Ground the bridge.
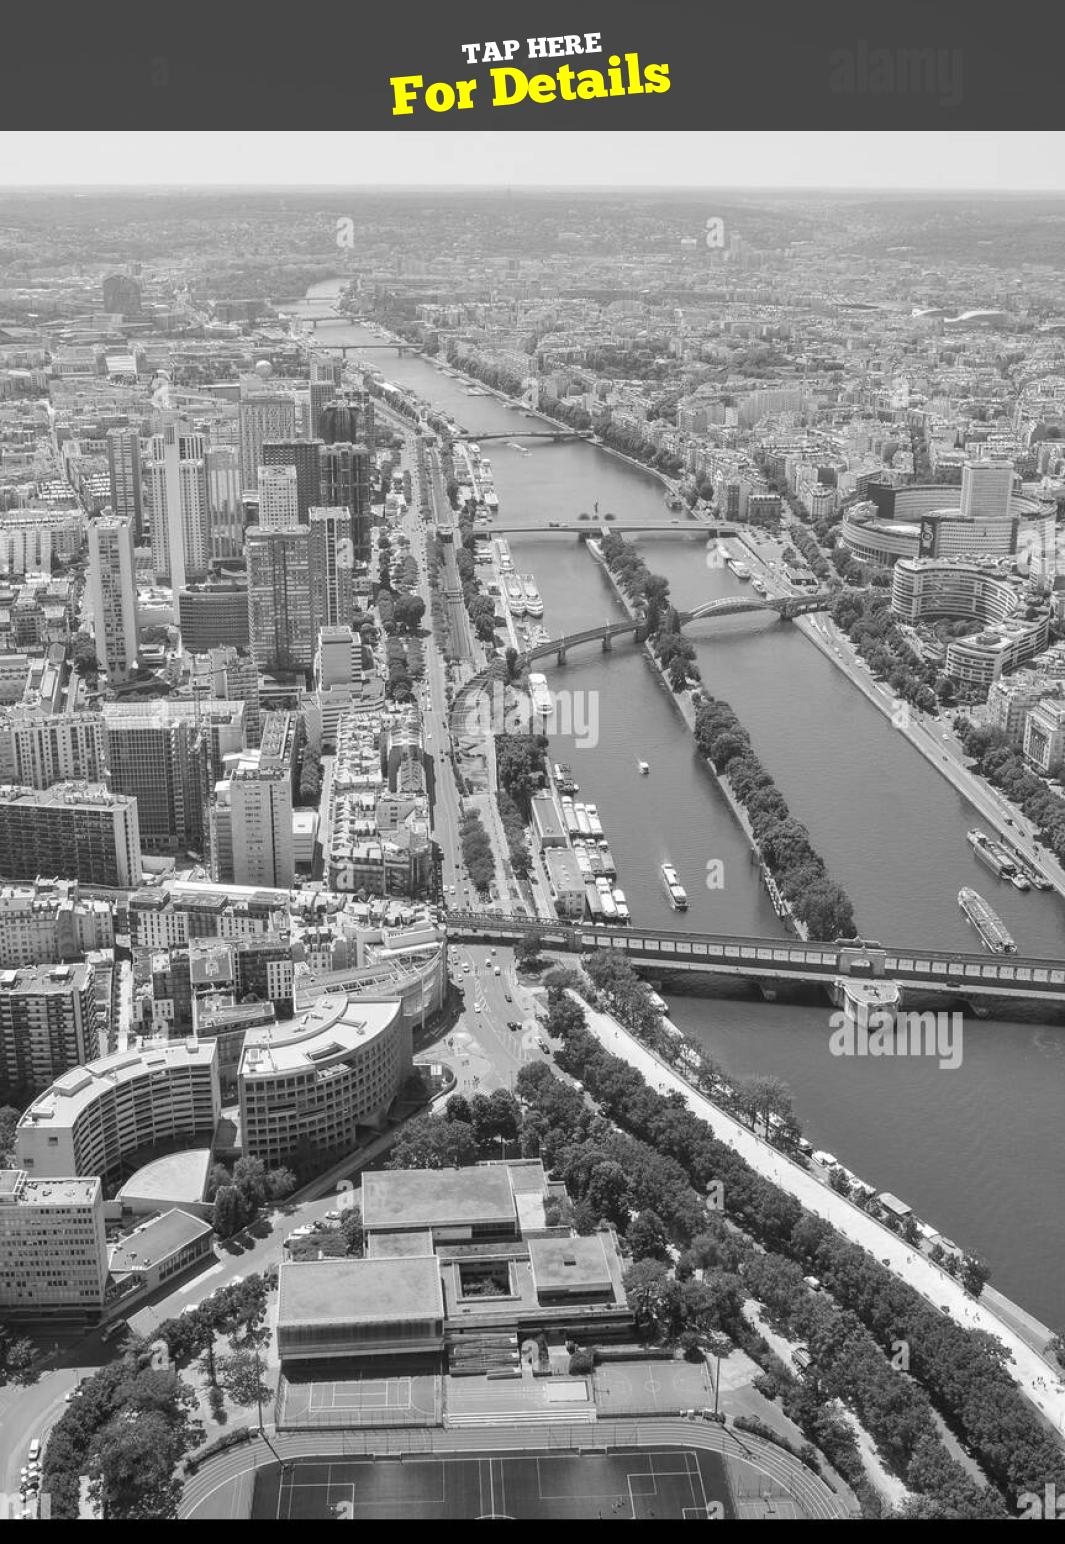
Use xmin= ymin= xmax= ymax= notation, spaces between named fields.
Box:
xmin=487 ymin=521 xmax=739 ymax=538
xmin=681 ymin=591 xmax=833 ymax=622
xmin=444 ymin=912 xmax=1065 ymax=1018
xmin=452 ymin=429 xmax=593 ymax=444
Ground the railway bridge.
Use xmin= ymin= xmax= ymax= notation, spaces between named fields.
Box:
xmin=444 ymin=912 xmax=1065 ymax=1020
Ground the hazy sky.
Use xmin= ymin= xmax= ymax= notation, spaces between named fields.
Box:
xmin=0 ymin=131 xmax=1064 ymax=190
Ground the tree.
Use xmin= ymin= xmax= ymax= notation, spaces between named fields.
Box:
xmin=445 ymin=1093 xmax=472 ymax=1124
xmin=585 ymin=1161 xmax=632 ymax=1227
xmin=207 ymin=1162 xmax=232 ymax=1200
xmin=516 ymin=929 xmax=546 ymax=969
xmin=627 ymin=1208 xmax=670 ymax=1262
xmin=960 ymin=1256 xmax=991 ymax=1298
xmin=340 ymin=1207 xmax=364 ymax=1257
xmin=3 ymin=1334 xmax=36 ymax=1380
xmin=232 ymin=1156 xmax=269 ymax=1211
xmin=212 ymin=1185 xmax=246 ymax=1240
xmin=622 ymin=1259 xmax=671 ymax=1336
xmin=87 ymin=1408 xmax=188 ymax=1519
xmin=394 ymin=594 xmax=426 ymax=632
xmin=266 ymin=1167 xmax=296 ymax=1202
xmin=216 ymin=1350 xmax=269 ymax=1412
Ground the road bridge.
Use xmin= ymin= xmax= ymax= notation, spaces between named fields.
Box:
xmin=444 ymin=912 xmax=1065 ymax=1019
xmin=486 ymin=521 xmax=739 ymax=538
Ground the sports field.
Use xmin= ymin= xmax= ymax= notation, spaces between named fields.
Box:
xmin=276 ymin=1362 xmax=442 ymax=1429
xmin=251 ymin=1448 xmax=735 ymax=1520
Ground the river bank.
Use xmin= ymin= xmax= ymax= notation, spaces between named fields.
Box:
xmin=586 ymin=538 xmax=807 ymax=938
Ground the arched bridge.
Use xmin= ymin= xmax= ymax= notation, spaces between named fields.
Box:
xmin=681 ymin=591 xmax=834 ymax=622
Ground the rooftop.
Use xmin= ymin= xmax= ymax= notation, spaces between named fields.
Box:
xmin=278 ymin=1255 xmax=444 ymax=1325
xmin=108 ymin=1208 xmax=213 ymax=1273
xmin=528 ymin=1232 xmax=613 ymax=1294
xmin=115 ymin=1148 xmax=213 ymax=1208
xmin=17 ymin=1038 xmax=217 ymax=1131
xmin=362 ymin=1164 xmax=517 ymax=1232
xmin=240 ymin=996 xmax=399 ymax=1078
xmin=0 ymin=1168 xmax=100 ymax=1207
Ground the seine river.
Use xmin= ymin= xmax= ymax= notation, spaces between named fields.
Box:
xmin=298 ymin=282 xmax=1065 ymax=1329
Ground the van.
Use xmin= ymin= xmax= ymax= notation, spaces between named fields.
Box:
xmin=28 ymin=1440 xmax=40 ymax=1463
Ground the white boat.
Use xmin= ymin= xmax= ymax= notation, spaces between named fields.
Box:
xmin=521 ymin=575 xmax=544 ymax=617
xmin=637 ymin=760 xmax=650 ymax=775
xmin=528 ymin=672 xmax=554 ymax=719
xmin=586 ymin=803 xmax=604 ymax=837
xmin=661 ymin=862 xmax=689 ymax=911
xmin=612 ymin=888 xmax=630 ymax=922
xmin=562 ymin=798 xmax=580 ymax=834
xmin=595 ymin=877 xmax=618 ymax=919
xmin=504 ymin=575 xmax=526 ymax=615
xmin=575 ymin=803 xmax=592 ymax=837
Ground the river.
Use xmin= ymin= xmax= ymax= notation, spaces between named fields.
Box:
xmin=294 ymin=281 xmax=1065 ymax=1329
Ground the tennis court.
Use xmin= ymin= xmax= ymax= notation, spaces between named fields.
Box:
xmin=251 ymin=1447 xmax=735 ymax=1520
xmin=277 ymin=1363 xmax=442 ymax=1429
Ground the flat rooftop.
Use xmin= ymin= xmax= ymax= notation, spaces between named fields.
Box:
xmin=0 ymin=1169 xmax=100 ymax=1208
xmin=17 ymin=1038 xmax=218 ymax=1131
xmin=240 ymin=996 xmax=399 ymax=1078
xmin=278 ymin=1256 xmax=444 ymax=1325
xmin=108 ymin=1208 xmax=213 ymax=1272
xmin=528 ymin=1232 xmax=613 ymax=1294
xmin=362 ymin=1165 xmax=517 ymax=1232
xmin=365 ymin=1228 xmax=435 ymax=1259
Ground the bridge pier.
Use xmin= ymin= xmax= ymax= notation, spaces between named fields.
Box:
xmin=601 ymin=632 xmax=613 ymax=652
xmin=556 ymin=644 xmax=567 ymax=665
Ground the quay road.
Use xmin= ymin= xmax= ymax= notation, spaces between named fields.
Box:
xmin=737 ymin=524 xmax=1065 ymax=902
xmin=578 ymin=996 xmax=1065 ymax=1439
xmin=445 ymin=912 xmax=1065 ymax=1017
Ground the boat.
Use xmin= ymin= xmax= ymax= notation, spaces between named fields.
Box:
xmin=1011 ymin=872 xmax=1031 ymax=891
xmin=751 ymin=577 xmax=767 ymax=596
xmin=587 ymin=848 xmax=604 ymax=877
xmin=597 ymin=841 xmax=617 ymax=877
xmin=561 ymin=798 xmax=580 ymax=835
xmin=521 ymin=575 xmax=544 ymax=617
xmin=504 ymin=575 xmax=526 ymax=616
xmin=966 ymin=828 xmax=1017 ymax=879
xmin=585 ymin=884 xmax=604 ymax=919
xmin=595 ymin=876 xmax=618 ymax=919
xmin=572 ymin=845 xmax=593 ymax=876
xmin=575 ymin=803 xmax=592 ymax=837
xmin=637 ymin=759 xmax=650 ymax=775
xmin=612 ymin=888 xmax=630 ymax=921
xmin=958 ymin=886 xmax=1017 ymax=954
xmin=661 ymin=862 xmax=689 ymax=911
xmin=727 ymin=558 xmax=752 ymax=581
xmin=485 ymin=490 xmax=499 ymax=511
xmin=554 ymin=761 xmax=579 ymax=794
xmin=528 ymin=672 xmax=554 ymax=720
xmin=586 ymin=802 xmax=604 ymax=837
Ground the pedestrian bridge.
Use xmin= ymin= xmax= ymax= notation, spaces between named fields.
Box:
xmin=444 ymin=912 xmax=1065 ymax=1016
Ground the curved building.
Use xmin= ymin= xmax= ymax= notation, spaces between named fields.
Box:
xmin=238 ymin=992 xmax=408 ymax=1167
xmin=891 ymin=557 xmax=1051 ymax=691
xmin=841 ymin=488 xmax=1048 ymax=568
xmin=15 ymin=1038 xmax=220 ymax=1182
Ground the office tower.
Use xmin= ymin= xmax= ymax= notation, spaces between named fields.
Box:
xmin=319 ymin=390 xmax=374 ymax=451
xmin=105 ymin=428 xmax=144 ymax=541
xmin=190 ymin=645 xmax=261 ymax=747
xmin=246 ymin=526 xmax=314 ymax=676
xmin=320 ymin=441 xmax=373 ymax=564
xmin=261 ymin=438 xmax=323 ymax=522
xmin=146 ymin=418 xmax=185 ymax=591
xmin=0 ymin=784 xmax=141 ymax=889
xmin=102 ymin=272 xmax=142 ymax=317
xmin=177 ymin=580 xmax=251 ymax=653
xmin=257 ymin=465 xmax=300 ymax=529
xmin=87 ymin=513 xmax=139 ymax=684
xmin=309 ymin=380 xmax=335 ymax=442
xmin=0 ymin=1170 xmax=109 ymax=1315
xmin=316 ymin=625 xmax=363 ymax=690
xmin=178 ymin=458 xmax=209 ymax=581
xmin=102 ymin=700 xmax=244 ymax=855
xmin=311 ymin=355 xmax=342 ymax=386
xmin=0 ymin=710 xmax=106 ymax=790
xmin=210 ymin=762 xmax=294 ymax=890
xmin=309 ymin=506 xmax=354 ymax=631
xmin=239 ymin=394 xmax=297 ymax=492
xmin=0 ymin=963 xmax=99 ymax=1098
xmin=205 ymin=446 xmax=243 ymax=560
xmin=960 ymin=459 xmax=1014 ymax=520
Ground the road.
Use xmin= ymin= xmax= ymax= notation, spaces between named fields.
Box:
xmin=432 ymin=943 xmax=551 ymax=1094
xmin=578 ymin=993 xmax=1065 ymax=1438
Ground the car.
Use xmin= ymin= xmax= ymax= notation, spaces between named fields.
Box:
xmin=537 ymin=1039 xmax=549 ymax=1053
xmin=323 ymin=1209 xmax=342 ymax=1222
xmin=493 ymin=965 xmax=502 ymax=976
xmin=474 ymin=1002 xmax=482 ymax=1012
xmin=28 ymin=1440 xmax=41 ymax=1462
xmin=503 ymin=991 xmax=512 ymax=1002
xmin=508 ymin=1021 xmax=519 ymax=1032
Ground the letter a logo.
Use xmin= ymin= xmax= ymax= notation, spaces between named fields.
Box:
xmin=705 ymin=218 xmax=725 ymax=249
